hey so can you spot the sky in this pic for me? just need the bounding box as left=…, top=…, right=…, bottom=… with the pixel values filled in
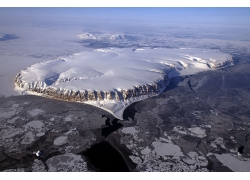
left=1, top=7, right=250, bottom=26
left=1, top=7, right=250, bottom=59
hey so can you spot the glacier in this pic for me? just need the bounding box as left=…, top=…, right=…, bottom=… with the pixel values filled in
left=14, top=47, right=233, bottom=119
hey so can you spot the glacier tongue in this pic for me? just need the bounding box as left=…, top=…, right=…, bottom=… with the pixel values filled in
left=14, top=47, right=233, bottom=119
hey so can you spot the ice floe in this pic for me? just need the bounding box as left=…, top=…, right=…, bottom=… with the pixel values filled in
left=187, top=127, right=207, bottom=138
left=54, top=136, right=68, bottom=146
left=152, top=141, right=184, bottom=157
left=214, top=153, right=250, bottom=172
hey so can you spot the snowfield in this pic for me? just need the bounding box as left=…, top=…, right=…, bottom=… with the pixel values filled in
left=14, top=47, right=233, bottom=119
left=78, top=33, right=137, bottom=41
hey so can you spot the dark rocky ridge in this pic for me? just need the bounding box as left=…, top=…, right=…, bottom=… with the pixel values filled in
left=14, top=72, right=169, bottom=102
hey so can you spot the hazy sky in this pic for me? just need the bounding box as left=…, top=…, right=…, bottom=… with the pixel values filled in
left=1, top=7, right=250, bottom=26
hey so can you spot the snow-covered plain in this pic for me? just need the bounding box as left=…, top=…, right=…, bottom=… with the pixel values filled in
left=15, top=47, right=233, bottom=119
left=0, top=55, right=44, bottom=96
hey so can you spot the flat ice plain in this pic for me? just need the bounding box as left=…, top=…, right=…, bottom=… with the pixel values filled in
left=14, top=47, right=233, bottom=119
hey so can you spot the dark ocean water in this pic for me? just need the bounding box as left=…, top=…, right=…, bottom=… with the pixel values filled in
left=83, top=141, right=130, bottom=172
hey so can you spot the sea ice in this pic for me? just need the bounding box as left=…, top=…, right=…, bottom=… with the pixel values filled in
left=64, top=116, right=72, bottom=122
left=7, top=116, right=19, bottom=124
left=46, top=153, right=88, bottom=172
left=25, top=120, right=44, bottom=131
left=0, top=128, right=22, bottom=139
left=121, top=127, right=138, bottom=135
left=152, top=141, right=183, bottom=157
left=28, top=109, right=45, bottom=116
left=36, top=132, right=45, bottom=137
left=54, top=136, right=68, bottom=146
left=141, top=146, right=152, bottom=155
left=215, top=153, right=250, bottom=172
left=21, top=131, right=35, bottom=144
left=187, top=127, right=207, bottom=138
left=0, top=108, right=16, bottom=119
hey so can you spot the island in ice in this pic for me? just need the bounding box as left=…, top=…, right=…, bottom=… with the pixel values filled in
left=14, top=48, right=233, bottom=119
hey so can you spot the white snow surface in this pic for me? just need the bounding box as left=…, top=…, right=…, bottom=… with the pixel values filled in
left=19, top=48, right=232, bottom=91
left=16, top=47, right=233, bottom=119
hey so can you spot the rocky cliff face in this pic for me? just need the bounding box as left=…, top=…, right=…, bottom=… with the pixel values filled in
left=14, top=72, right=169, bottom=103
left=209, top=58, right=234, bottom=69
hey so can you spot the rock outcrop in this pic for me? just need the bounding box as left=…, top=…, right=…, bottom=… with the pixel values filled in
left=209, top=58, right=234, bottom=69
left=15, top=72, right=169, bottom=103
